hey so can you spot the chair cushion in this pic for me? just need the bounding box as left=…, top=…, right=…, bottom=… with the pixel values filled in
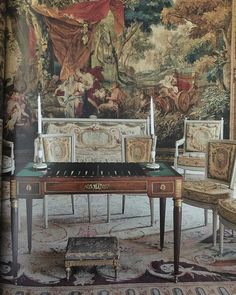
left=218, top=198, right=236, bottom=224
left=177, top=153, right=205, bottom=168
left=183, top=180, right=231, bottom=205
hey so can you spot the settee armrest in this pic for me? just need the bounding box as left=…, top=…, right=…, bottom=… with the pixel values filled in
left=175, top=138, right=185, bottom=157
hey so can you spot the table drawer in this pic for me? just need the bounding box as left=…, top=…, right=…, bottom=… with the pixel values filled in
left=151, top=181, right=174, bottom=195
left=18, top=182, right=41, bottom=195
left=45, top=180, right=147, bottom=194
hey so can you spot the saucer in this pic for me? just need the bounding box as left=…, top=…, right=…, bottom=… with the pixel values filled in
left=146, top=163, right=160, bottom=170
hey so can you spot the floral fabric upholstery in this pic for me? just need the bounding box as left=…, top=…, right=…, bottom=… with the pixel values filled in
left=43, top=136, right=72, bottom=162
left=207, top=142, right=236, bottom=184
left=65, top=237, right=119, bottom=260
left=124, top=136, right=152, bottom=163
left=218, top=198, right=236, bottom=224
left=185, top=123, right=221, bottom=153
left=177, top=153, right=205, bottom=168
left=183, top=180, right=231, bottom=205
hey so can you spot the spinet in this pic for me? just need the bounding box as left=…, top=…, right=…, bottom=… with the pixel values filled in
left=10, top=161, right=183, bottom=282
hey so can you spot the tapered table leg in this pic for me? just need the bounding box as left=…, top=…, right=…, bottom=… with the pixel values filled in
left=160, top=198, right=166, bottom=250
left=173, top=198, right=182, bottom=282
left=10, top=180, right=18, bottom=283
left=26, top=197, right=33, bottom=254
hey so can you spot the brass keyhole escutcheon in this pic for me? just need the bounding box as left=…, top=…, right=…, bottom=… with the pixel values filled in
left=160, top=184, right=166, bottom=191
left=26, top=184, right=32, bottom=192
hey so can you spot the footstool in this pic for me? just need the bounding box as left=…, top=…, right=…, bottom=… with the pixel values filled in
left=64, top=236, right=119, bottom=280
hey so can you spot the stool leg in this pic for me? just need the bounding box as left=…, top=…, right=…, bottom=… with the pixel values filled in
left=113, top=260, right=118, bottom=280
left=66, top=267, right=71, bottom=281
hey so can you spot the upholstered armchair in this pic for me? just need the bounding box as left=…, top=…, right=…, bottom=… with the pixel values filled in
left=34, top=134, right=91, bottom=228
left=120, top=135, right=155, bottom=225
left=183, top=140, right=236, bottom=246
left=2, top=139, right=15, bottom=175
left=218, top=198, right=236, bottom=255
left=174, top=118, right=224, bottom=178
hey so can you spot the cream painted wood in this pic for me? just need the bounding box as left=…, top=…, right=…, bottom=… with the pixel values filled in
left=42, top=118, right=149, bottom=222
left=183, top=140, right=236, bottom=247
left=34, top=133, right=91, bottom=228
left=120, top=135, right=156, bottom=226
left=174, top=118, right=224, bottom=178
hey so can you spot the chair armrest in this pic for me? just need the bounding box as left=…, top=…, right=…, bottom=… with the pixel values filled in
left=175, top=138, right=185, bottom=157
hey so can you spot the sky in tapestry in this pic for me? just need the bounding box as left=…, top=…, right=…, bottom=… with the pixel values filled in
left=2, top=0, right=231, bottom=148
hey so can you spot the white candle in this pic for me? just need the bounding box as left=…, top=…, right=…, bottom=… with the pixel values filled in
left=150, top=96, right=155, bottom=135
left=38, top=93, right=42, bottom=134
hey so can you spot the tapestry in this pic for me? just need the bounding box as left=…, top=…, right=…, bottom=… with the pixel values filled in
left=1, top=0, right=233, bottom=151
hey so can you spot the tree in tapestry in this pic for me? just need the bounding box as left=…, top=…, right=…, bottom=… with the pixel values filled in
left=3, top=0, right=232, bottom=149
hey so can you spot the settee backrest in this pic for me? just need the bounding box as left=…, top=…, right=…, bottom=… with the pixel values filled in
left=42, top=118, right=149, bottom=162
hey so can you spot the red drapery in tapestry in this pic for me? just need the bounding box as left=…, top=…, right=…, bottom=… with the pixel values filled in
left=33, top=0, right=124, bottom=80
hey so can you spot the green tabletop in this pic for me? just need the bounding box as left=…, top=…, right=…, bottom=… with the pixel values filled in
left=16, top=162, right=180, bottom=178
left=144, top=162, right=180, bottom=177
left=16, top=162, right=46, bottom=177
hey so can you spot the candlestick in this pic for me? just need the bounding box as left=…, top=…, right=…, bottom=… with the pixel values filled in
left=150, top=96, right=155, bottom=135
left=33, top=93, right=47, bottom=170
left=33, top=134, right=47, bottom=170
left=38, top=93, right=42, bottom=134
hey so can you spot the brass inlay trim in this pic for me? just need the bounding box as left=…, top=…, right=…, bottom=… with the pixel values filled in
left=11, top=199, right=18, bottom=208
left=175, top=199, right=182, bottom=207
left=26, top=184, right=32, bottom=192
left=152, top=181, right=174, bottom=195
left=160, top=184, right=166, bottom=191
left=10, top=180, right=17, bottom=199
left=175, top=179, right=182, bottom=199
left=84, top=183, right=111, bottom=191
left=45, top=180, right=147, bottom=194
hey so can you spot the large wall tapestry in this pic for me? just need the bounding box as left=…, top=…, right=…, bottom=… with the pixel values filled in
left=2, top=0, right=233, bottom=154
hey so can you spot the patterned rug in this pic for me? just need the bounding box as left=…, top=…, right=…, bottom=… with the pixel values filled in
left=1, top=281, right=236, bottom=295
left=1, top=194, right=236, bottom=294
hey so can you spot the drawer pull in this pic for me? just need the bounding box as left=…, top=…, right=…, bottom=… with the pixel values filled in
left=26, top=184, right=32, bottom=192
left=160, top=184, right=166, bottom=191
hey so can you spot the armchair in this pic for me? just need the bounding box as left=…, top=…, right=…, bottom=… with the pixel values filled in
left=218, top=198, right=236, bottom=255
left=183, top=140, right=236, bottom=246
left=2, top=139, right=15, bottom=175
left=120, top=135, right=155, bottom=225
left=34, top=134, right=91, bottom=228
left=174, top=118, right=224, bottom=177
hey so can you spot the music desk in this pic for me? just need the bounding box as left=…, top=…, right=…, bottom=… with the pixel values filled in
left=10, top=162, right=183, bottom=282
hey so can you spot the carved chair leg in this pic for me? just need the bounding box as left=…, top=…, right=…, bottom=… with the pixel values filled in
left=107, top=194, right=110, bottom=223
left=212, top=210, right=218, bottom=247
left=43, top=195, right=48, bottom=229
left=87, top=194, right=91, bottom=222
left=71, top=194, right=75, bottom=215
left=219, top=222, right=224, bottom=256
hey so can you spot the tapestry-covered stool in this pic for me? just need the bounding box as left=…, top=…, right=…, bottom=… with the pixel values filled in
left=64, top=236, right=119, bottom=280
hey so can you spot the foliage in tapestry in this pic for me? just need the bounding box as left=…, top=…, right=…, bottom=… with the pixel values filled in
left=3, top=0, right=232, bottom=147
